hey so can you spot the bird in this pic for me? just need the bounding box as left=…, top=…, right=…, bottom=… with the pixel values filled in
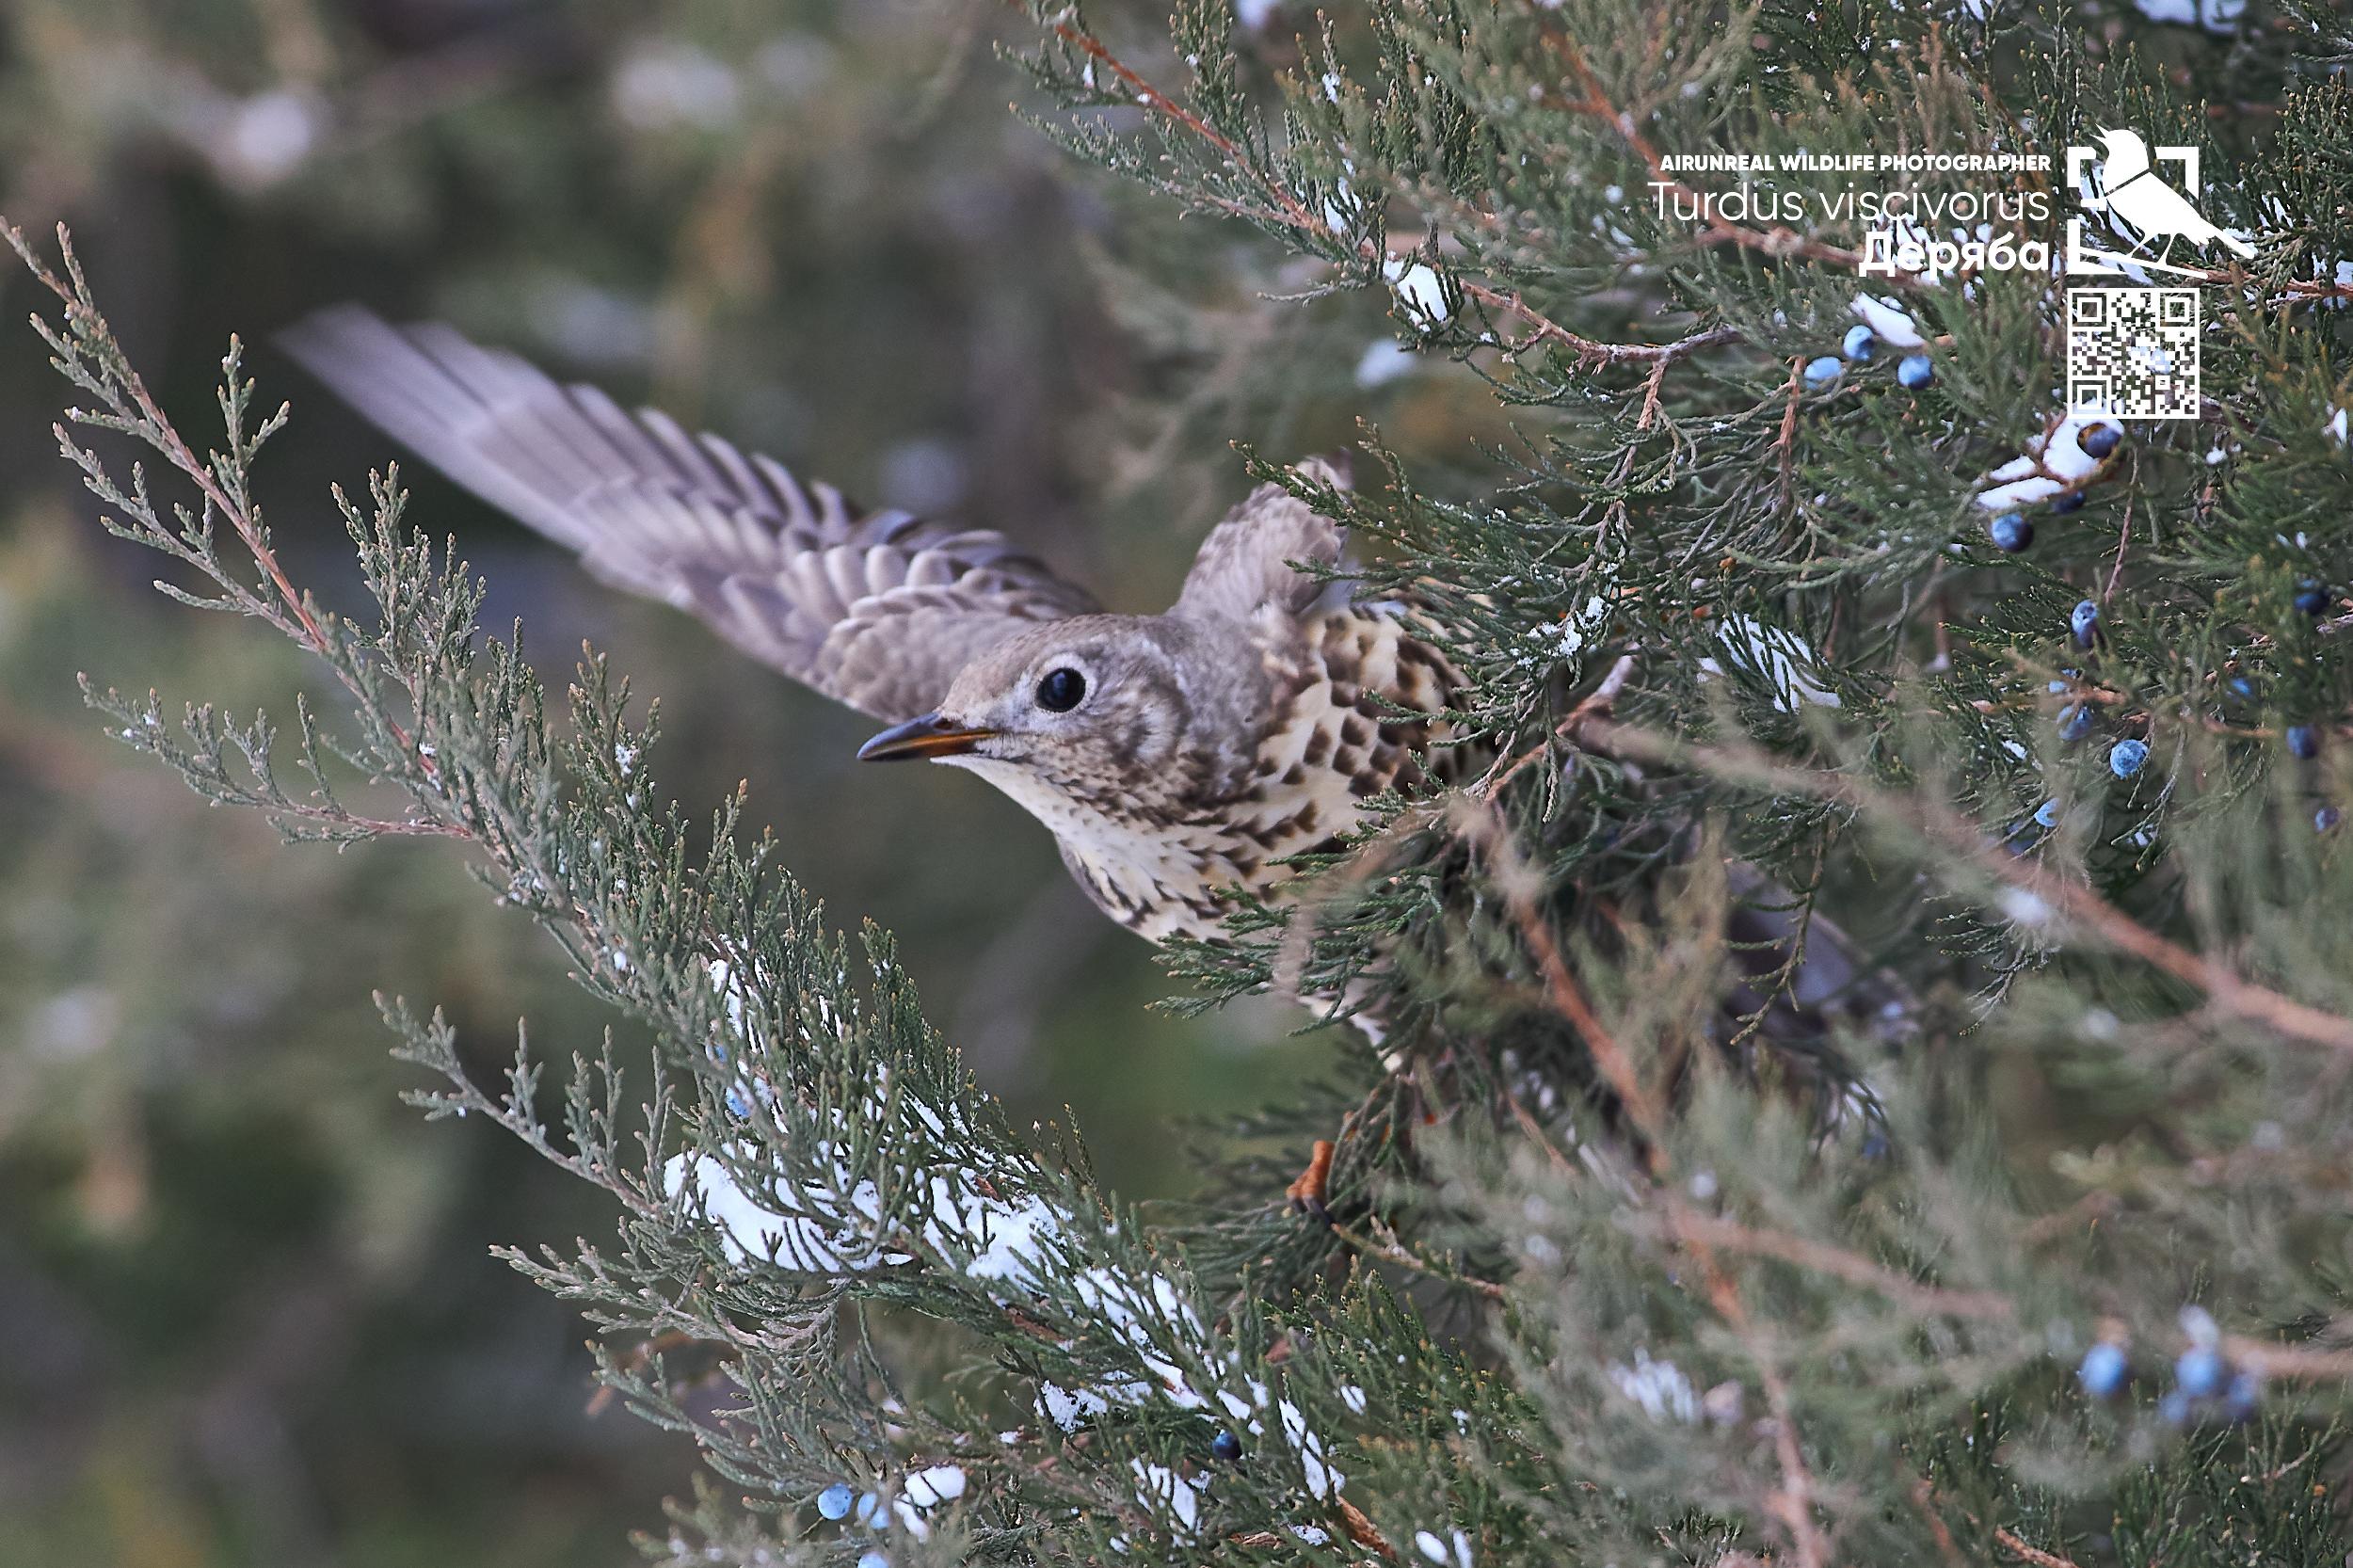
left=2094, top=128, right=2256, bottom=260
left=279, top=308, right=1463, bottom=952
left=280, top=310, right=1912, bottom=1206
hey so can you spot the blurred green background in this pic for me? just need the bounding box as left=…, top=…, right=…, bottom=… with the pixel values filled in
left=0, top=1, right=1497, bottom=1562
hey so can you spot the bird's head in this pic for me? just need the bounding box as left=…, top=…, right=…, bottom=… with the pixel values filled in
left=856, top=615, right=1260, bottom=808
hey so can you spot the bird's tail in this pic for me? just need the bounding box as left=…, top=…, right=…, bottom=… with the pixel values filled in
left=2217, top=230, right=2257, bottom=260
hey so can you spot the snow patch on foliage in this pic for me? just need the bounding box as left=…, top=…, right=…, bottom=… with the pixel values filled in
left=1355, top=340, right=1418, bottom=388
left=1129, top=1460, right=1208, bottom=1537
left=1609, top=1349, right=1701, bottom=1423
left=1417, top=1528, right=1476, bottom=1566
left=664, top=1150, right=910, bottom=1272
left=1977, top=414, right=2107, bottom=510
left=1383, top=256, right=1452, bottom=327
left=1699, top=616, right=1842, bottom=711
left=666, top=1044, right=1355, bottom=1540
left=1849, top=294, right=1926, bottom=348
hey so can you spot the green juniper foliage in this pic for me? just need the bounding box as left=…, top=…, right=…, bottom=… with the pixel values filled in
left=15, top=0, right=2353, bottom=1561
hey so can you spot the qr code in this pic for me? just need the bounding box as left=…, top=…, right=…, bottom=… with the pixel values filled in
left=2067, top=287, right=2200, bottom=420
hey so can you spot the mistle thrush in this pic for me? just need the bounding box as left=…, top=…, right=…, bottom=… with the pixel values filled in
left=282, top=307, right=1910, bottom=1151
left=281, top=309, right=1461, bottom=950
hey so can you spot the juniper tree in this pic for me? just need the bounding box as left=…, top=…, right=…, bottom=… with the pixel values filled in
left=14, top=0, right=2353, bottom=1563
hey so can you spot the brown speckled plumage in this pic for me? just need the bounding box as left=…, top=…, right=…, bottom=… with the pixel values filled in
left=946, top=598, right=1465, bottom=942
left=282, top=312, right=1911, bottom=1073
left=281, top=308, right=1465, bottom=947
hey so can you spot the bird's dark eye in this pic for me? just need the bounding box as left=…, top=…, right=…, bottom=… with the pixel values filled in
left=1035, top=667, right=1087, bottom=712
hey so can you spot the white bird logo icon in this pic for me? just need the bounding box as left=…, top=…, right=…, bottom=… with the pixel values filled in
left=2093, top=128, right=2255, bottom=259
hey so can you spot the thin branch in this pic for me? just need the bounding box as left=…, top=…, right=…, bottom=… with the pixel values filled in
left=17, top=225, right=331, bottom=655
left=1906, top=1474, right=1972, bottom=1568
left=1581, top=720, right=2353, bottom=1056
left=8, top=221, right=440, bottom=787
left=1774, top=357, right=1805, bottom=514
left=1038, top=17, right=1742, bottom=372
left=1326, top=1217, right=1509, bottom=1301
left=2222, top=1332, right=2353, bottom=1384
left=1452, top=794, right=1665, bottom=1134
left=1993, top=1526, right=2084, bottom=1568
left=1474, top=649, right=1640, bottom=797
left=1449, top=792, right=1834, bottom=1568
left=1663, top=1214, right=2019, bottom=1322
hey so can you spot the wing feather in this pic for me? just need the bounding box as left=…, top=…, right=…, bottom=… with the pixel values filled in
left=280, top=306, right=1098, bottom=722
left=1176, top=454, right=1351, bottom=624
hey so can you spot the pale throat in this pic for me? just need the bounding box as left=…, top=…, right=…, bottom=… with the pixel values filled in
left=944, top=753, right=1312, bottom=939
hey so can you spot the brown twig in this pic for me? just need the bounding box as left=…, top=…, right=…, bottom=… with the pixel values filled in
left=1664, top=1214, right=2018, bottom=1322
left=2222, top=1332, right=2353, bottom=1383
left=1475, top=649, right=1641, bottom=797
left=1581, top=719, right=2353, bottom=1057
left=1774, top=358, right=1806, bottom=513
left=1337, top=1496, right=1399, bottom=1560
left=8, top=222, right=465, bottom=812
left=1461, top=287, right=1742, bottom=365
left=19, top=227, right=332, bottom=658
left=2102, top=472, right=2138, bottom=601
left=1907, top=1474, right=1971, bottom=1568
left=1454, top=796, right=1666, bottom=1134
left=1450, top=793, right=1834, bottom=1568
left=1993, top=1527, right=2084, bottom=1568
left=1325, top=1216, right=1509, bottom=1300
left=1637, top=353, right=1673, bottom=430
left=1916, top=1472, right=2086, bottom=1568
left=1688, top=1221, right=1835, bottom=1568
left=1041, top=17, right=1743, bottom=374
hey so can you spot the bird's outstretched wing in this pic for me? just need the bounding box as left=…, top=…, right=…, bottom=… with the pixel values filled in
left=1176, top=454, right=1351, bottom=623
left=279, top=307, right=1100, bottom=723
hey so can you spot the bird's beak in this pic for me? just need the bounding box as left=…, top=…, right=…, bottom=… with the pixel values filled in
left=856, top=712, right=996, bottom=762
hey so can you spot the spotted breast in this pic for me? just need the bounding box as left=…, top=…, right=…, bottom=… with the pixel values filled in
left=1052, top=605, right=1467, bottom=943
